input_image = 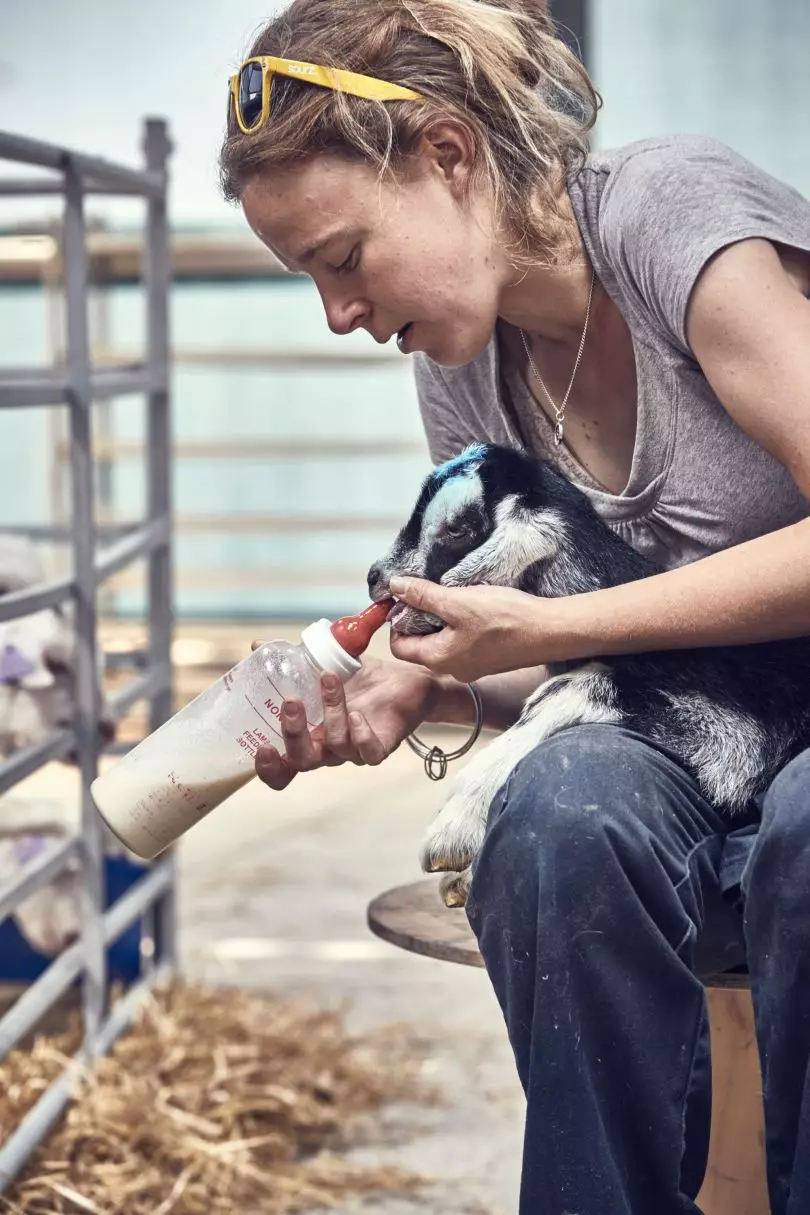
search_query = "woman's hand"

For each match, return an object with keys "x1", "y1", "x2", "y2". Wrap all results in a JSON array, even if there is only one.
[
  {"x1": 388, "y1": 577, "x2": 557, "y2": 682},
  {"x1": 251, "y1": 651, "x2": 438, "y2": 791}
]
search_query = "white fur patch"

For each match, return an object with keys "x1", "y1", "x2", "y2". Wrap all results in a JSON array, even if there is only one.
[
  {"x1": 420, "y1": 471, "x2": 484, "y2": 547},
  {"x1": 441, "y1": 497, "x2": 564, "y2": 588},
  {"x1": 654, "y1": 691, "x2": 771, "y2": 811}
]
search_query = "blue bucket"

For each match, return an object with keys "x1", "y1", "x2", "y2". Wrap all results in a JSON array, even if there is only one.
[{"x1": 0, "y1": 854, "x2": 148, "y2": 984}]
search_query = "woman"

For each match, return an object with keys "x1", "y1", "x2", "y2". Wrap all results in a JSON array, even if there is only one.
[{"x1": 220, "y1": 2, "x2": 810, "y2": 1212}]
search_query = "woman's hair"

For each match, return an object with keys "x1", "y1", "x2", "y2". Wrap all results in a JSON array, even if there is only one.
[{"x1": 220, "y1": 0, "x2": 600, "y2": 265}]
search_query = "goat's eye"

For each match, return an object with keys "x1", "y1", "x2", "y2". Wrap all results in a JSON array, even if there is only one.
[{"x1": 444, "y1": 524, "x2": 468, "y2": 541}]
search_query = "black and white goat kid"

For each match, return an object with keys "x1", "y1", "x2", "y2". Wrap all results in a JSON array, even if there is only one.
[{"x1": 367, "y1": 444, "x2": 810, "y2": 907}]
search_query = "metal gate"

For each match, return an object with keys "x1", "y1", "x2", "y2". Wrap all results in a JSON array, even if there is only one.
[{"x1": 0, "y1": 119, "x2": 174, "y2": 1191}]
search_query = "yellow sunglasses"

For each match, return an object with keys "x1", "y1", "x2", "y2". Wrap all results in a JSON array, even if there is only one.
[{"x1": 228, "y1": 55, "x2": 425, "y2": 135}]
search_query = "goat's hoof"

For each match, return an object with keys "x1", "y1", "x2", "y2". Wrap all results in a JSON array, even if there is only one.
[
  {"x1": 419, "y1": 842, "x2": 474, "y2": 874},
  {"x1": 419, "y1": 788, "x2": 488, "y2": 877},
  {"x1": 439, "y1": 869, "x2": 471, "y2": 908}
]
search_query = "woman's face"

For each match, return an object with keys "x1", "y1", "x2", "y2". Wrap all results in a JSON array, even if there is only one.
[{"x1": 241, "y1": 134, "x2": 511, "y2": 367}]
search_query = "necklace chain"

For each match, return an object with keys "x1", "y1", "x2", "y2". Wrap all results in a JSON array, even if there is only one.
[{"x1": 520, "y1": 267, "x2": 596, "y2": 447}]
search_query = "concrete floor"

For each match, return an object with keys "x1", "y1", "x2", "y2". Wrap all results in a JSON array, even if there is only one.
[{"x1": 177, "y1": 735, "x2": 524, "y2": 1214}]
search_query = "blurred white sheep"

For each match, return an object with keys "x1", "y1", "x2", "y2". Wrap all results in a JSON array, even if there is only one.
[{"x1": 0, "y1": 534, "x2": 118, "y2": 955}]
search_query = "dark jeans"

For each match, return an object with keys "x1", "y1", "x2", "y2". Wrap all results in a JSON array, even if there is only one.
[{"x1": 465, "y1": 723, "x2": 810, "y2": 1215}]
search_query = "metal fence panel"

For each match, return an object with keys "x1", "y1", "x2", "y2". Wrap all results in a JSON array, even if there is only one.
[{"x1": 0, "y1": 119, "x2": 174, "y2": 1193}]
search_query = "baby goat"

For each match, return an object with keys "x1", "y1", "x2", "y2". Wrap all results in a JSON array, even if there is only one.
[
  {"x1": 0, "y1": 534, "x2": 116, "y2": 760},
  {"x1": 367, "y1": 444, "x2": 810, "y2": 906}
]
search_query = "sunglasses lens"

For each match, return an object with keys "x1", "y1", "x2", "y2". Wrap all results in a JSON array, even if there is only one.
[{"x1": 239, "y1": 62, "x2": 265, "y2": 130}]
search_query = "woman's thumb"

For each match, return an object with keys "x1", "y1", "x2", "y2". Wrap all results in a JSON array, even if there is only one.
[{"x1": 388, "y1": 576, "x2": 448, "y2": 614}]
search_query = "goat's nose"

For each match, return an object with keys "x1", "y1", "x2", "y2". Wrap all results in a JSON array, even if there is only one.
[{"x1": 367, "y1": 563, "x2": 384, "y2": 595}]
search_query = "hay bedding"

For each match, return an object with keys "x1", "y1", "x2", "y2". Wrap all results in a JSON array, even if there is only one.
[{"x1": 0, "y1": 981, "x2": 437, "y2": 1214}]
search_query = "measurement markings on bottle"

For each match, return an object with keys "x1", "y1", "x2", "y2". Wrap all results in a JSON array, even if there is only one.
[
  {"x1": 239, "y1": 693, "x2": 315, "y2": 758},
  {"x1": 260, "y1": 676, "x2": 318, "y2": 729}
]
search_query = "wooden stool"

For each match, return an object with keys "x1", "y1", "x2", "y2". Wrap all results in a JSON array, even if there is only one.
[{"x1": 368, "y1": 878, "x2": 768, "y2": 1215}]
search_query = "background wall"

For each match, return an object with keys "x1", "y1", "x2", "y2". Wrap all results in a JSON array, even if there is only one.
[{"x1": 1, "y1": 0, "x2": 808, "y2": 618}]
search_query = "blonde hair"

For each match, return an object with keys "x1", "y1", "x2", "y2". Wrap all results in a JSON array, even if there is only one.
[{"x1": 220, "y1": 0, "x2": 600, "y2": 265}]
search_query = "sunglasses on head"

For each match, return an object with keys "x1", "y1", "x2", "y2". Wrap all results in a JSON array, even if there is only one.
[{"x1": 228, "y1": 55, "x2": 425, "y2": 135}]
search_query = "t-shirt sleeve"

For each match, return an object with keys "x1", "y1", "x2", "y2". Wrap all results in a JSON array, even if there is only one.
[
  {"x1": 413, "y1": 353, "x2": 483, "y2": 466},
  {"x1": 599, "y1": 135, "x2": 810, "y2": 354}
]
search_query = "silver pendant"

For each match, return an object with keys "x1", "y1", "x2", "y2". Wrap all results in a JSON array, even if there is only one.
[{"x1": 554, "y1": 422, "x2": 564, "y2": 446}]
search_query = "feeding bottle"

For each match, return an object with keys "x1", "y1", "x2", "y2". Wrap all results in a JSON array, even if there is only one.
[{"x1": 91, "y1": 600, "x2": 393, "y2": 860}]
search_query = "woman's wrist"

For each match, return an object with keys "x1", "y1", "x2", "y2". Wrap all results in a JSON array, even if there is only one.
[
  {"x1": 423, "y1": 671, "x2": 478, "y2": 727},
  {"x1": 423, "y1": 667, "x2": 553, "y2": 731}
]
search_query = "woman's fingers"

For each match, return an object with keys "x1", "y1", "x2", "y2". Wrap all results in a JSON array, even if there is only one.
[
  {"x1": 255, "y1": 745, "x2": 296, "y2": 790},
  {"x1": 347, "y1": 711, "x2": 387, "y2": 766},
  {"x1": 319, "y1": 673, "x2": 355, "y2": 758},
  {"x1": 277, "y1": 698, "x2": 322, "y2": 770},
  {"x1": 389, "y1": 576, "x2": 454, "y2": 620},
  {"x1": 319, "y1": 749, "x2": 347, "y2": 767},
  {"x1": 250, "y1": 666, "x2": 388, "y2": 785}
]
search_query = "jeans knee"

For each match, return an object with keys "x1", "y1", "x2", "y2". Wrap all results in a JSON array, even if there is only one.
[
  {"x1": 468, "y1": 725, "x2": 684, "y2": 934},
  {"x1": 765, "y1": 748, "x2": 810, "y2": 827},
  {"x1": 745, "y1": 747, "x2": 810, "y2": 908}
]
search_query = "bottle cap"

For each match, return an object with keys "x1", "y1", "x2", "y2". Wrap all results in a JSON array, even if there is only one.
[{"x1": 300, "y1": 619, "x2": 363, "y2": 678}]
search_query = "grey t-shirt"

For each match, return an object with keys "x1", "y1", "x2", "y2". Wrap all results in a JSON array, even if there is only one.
[{"x1": 415, "y1": 134, "x2": 810, "y2": 571}]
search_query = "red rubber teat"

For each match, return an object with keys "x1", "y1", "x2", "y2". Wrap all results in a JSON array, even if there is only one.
[{"x1": 330, "y1": 599, "x2": 395, "y2": 658}]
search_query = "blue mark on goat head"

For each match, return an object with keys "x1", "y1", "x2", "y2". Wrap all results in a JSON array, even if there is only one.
[{"x1": 432, "y1": 444, "x2": 487, "y2": 484}]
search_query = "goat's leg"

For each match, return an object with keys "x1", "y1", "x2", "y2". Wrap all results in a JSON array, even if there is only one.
[
  {"x1": 419, "y1": 667, "x2": 620, "y2": 907},
  {"x1": 420, "y1": 715, "x2": 551, "y2": 878}
]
